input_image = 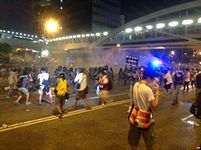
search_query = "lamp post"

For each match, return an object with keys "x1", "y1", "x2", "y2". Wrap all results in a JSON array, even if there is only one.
[
  {"x1": 45, "y1": 19, "x2": 59, "y2": 35},
  {"x1": 42, "y1": 18, "x2": 59, "y2": 58}
]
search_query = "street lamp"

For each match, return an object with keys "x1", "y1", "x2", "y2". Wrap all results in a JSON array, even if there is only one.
[
  {"x1": 45, "y1": 19, "x2": 58, "y2": 33},
  {"x1": 41, "y1": 50, "x2": 49, "y2": 58},
  {"x1": 41, "y1": 18, "x2": 59, "y2": 59},
  {"x1": 116, "y1": 43, "x2": 121, "y2": 47}
]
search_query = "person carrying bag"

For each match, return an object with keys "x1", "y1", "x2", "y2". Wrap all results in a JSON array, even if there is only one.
[
  {"x1": 128, "y1": 68, "x2": 160, "y2": 150},
  {"x1": 54, "y1": 73, "x2": 68, "y2": 119}
]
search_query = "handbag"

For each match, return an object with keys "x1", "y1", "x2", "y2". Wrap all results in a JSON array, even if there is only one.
[
  {"x1": 128, "y1": 105, "x2": 154, "y2": 129},
  {"x1": 190, "y1": 102, "x2": 201, "y2": 119}
]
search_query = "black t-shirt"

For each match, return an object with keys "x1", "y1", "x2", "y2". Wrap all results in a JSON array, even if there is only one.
[{"x1": 174, "y1": 72, "x2": 183, "y2": 85}]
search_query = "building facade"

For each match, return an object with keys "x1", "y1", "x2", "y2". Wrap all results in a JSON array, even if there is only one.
[
  {"x1": 32, "y1": 0, "x2": 62, "y2": 35},
  {"x1": 33, "y1": 0, "x2": 121, "y2": 35}
]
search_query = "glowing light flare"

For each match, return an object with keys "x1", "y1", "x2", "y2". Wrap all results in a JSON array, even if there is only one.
[
  {"x1": 171, "y1": 51, "x2": 175, "y2": 55},
  {"x1": 46, "y1": 19, "x2": 58, "y2": 32},
  {"x1": 116, "y1": 43, "x2": 121, "y2": 47},
  {"x1": 134, "y1": 26, "x2": 143, "y2": 32},
  {"x1": 168, "y1": 21, "x2": 179, "y2": 27},
  {"x1": 198, "y1": 17, "x2": 201, "y2": 23},
  {"x1": 152, "y1": 60, "x2": 162, "y2": 67},
  {"x1": 145, "y1": 25, "x2": 153, "y2": 30},
  {"x1": 103, "y1": 32, "x2": 108, "y2": 36},
  {"x1": 125, "y1": 28, "x2": 133, "y2": 33},
  {"x1": 182, "y1": 19, "x2": 193, "y2": 25},
  {"x1": 41, "y1": 50, "x2": 49, "y2": 57},
  {"x1": 96, "y1": 33, "x2": 101, "y2": 36},
  {"x1": 156, "y1": 23, "x2": 165, "y2": 29}
]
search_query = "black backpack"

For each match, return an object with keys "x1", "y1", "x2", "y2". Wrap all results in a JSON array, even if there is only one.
[{"x1": 17, "y1": 76, "x2": 26, "y2": 88}]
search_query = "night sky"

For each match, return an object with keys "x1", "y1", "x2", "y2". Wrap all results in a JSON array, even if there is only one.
[
  {"x1": 121, "y1": 0, "x2": 194, "y2": 22},
  {"x1": 0, "y1": 0, "x2": 195, "y2": 34},
  {"x1": 0, "y1": 0, "x2": 32, "y2": 33}
]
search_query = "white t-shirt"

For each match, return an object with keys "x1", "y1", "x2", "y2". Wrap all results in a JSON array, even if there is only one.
[
  {"x1": 133, "y1": 82, "x2": 155, "y2": 111},
  {"x1": 37, "y1": 72, "x2": 50, "y2": 85},
  {"x1": 164, "y1": 71, "x2": 173, "y2": 85},
  {"x1": 74, "y1": 73, "x2": 87, "y2": 91}
]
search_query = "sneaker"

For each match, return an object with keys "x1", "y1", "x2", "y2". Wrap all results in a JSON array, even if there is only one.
[
  {"x1": 86, "y1": 106, "x2": 91, "y2": 110},
  {"x1": 62, "y1": 110, "x2": 68, "y2": 114},
  {"x1": 52, "y1": 110, "x2": 59, "y2": 115},
  {"x1": 14, "y1": 101, "x2": 20, "y2": 105},
  {"x1": 26, "y1": 102, "x2": 31, "y2": 105},
  {"x1": 58, "y1": 113, "x2": 63, "y2": 119}
]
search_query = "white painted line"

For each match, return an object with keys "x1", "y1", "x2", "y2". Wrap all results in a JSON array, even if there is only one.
[
  {"x1": 51, "y1": 92, "x2": 128, "y2": 99},
  {"x1": 0, "y1": 99, "x2": 130, "y2": 133},
  {"x1": 181, "y1": 114, "x2": 194, "y2": 121},
  {"x1": 89, "y1": 92, "x2": 128, "y2": 100}
]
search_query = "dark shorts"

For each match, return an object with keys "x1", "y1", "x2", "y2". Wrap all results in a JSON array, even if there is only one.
[
  {"x1": 75, "y1": 88, "x2": 87, "y2": 100},
  {"x1": 164, "y1": 83, "x2": 172, "y2": 90},
  {"x1": 128, "y1": 124, "x2": 155, "y2": 149},
  {"x1": 55, "y1": 96, "x2": 66, "y2": 105}
]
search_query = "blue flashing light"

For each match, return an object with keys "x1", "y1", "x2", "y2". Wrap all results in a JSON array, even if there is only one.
[{"x1": 152, "y1": 60, "x2": 162, "y2": 68}]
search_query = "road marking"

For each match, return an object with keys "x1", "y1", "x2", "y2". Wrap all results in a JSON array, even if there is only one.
[
  {"x1": 181, "y1": 114, "x2": 198, "y2": 126},
  {"x1": 51, "y1": 92, "x2": 128, "y2": 99},
  {"x1": 0, "y1": 99, "x2": 130, "y2": 133},
  {"x1": 181, "y1": 114, "x2": 194, "y2": 121},
  {"x1": 89, "y1": 92, "x2": 128, "y2": 100}
]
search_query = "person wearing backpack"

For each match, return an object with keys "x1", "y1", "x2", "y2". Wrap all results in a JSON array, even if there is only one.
[
  {"x1": 14, "y1": 70, "x2": 33, "y2": 105},
  {"x1": 98, "y1": 68, "x2": 112, "y2": 105},
  {"x1": 54, "y1": 73, "x2": 68, "y2": 119},
  {"x1": 69, "y1": 68, "x2": 91, "y2": 110},
  {"x1": 37, "y1": 67, "x2": 53, "y2": 105}
]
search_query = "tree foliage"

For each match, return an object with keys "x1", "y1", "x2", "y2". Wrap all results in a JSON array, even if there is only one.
[{"x1": 0, "y1": 42, "x2": 13, "y2": 55}]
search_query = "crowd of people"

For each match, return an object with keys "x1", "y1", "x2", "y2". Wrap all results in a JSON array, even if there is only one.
[
  {"x1": 0, "y1": 64, "x2": 114, "y2": 118},
  {"x1": 0, "y1": 56, "x2": 201, "y2": 149}
]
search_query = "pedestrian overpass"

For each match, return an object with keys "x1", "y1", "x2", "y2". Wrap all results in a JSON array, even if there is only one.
[{"x1": 1, "y1": 1, "x2": 201, "y2": 66}]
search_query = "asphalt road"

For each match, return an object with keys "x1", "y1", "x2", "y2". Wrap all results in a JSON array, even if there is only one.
[{"x1": 0, "y1": 84, "x2": 201, "y2": 150}]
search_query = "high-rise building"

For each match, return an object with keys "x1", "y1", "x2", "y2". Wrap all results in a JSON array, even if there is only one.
[
  {"x1": 32, "y1": 0, "x2": 62, "y2": 35},
  {"x1": 33, "y1": 0, "x2": 121, "y2": 35}
]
